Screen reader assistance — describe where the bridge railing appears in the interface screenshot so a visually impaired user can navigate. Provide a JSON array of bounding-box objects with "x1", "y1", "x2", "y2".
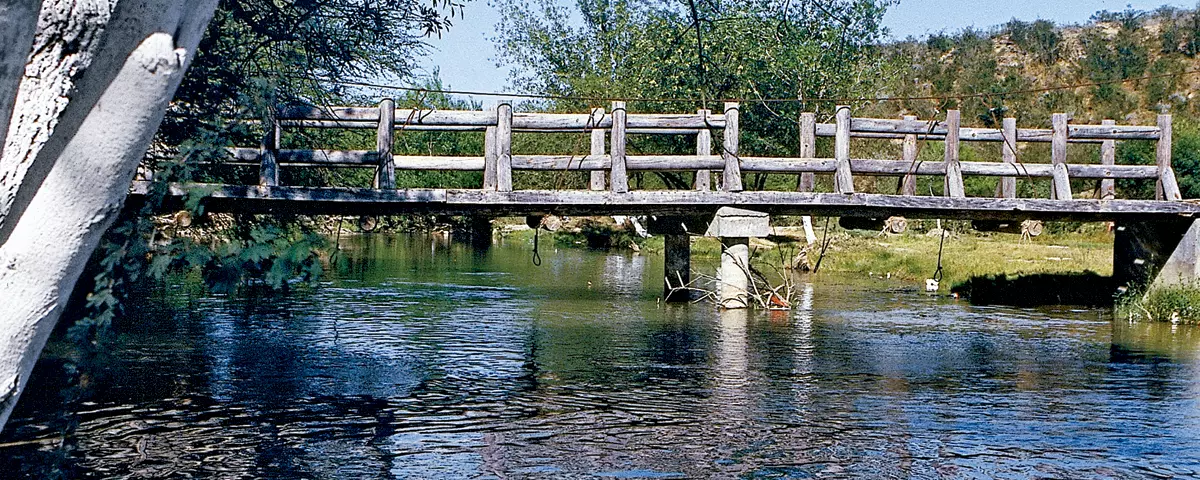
[{"x1": 225, "y1": 101, "x2": 1180, "y2": 201}]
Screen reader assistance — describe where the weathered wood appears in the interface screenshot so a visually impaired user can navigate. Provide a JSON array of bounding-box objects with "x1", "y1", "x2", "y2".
[
  {"x1": 1052, "y1": 162, "x2": 1073, "y2": 200},
  {"x1": 134, "y1": 182, "x2": 1200, "y2": 222},
  {"x1": 944, "y1": 110, "x2": 964, "y2": 198},
  {"x1": 590, "y1": 107, "x2": 606, "y2": 191},
  {"x1": 391, "y1": 156, "x2": 486, "y2": 170},
  {"x1": 798, "y1": 112, "x2": 816, "y2": 192},
  {"x1": 900, "y1": 115, "x2": 918, "y2": 196},
  {"x1": 722, "y1": 102, "x2": 743, "y2": 191},
  {"x1": 1162, "y1": 166, "x2": 1183, "y2": 201},
  {"x1": 1157, "y1": 114, "x2": 1173, "y2": 200},
  {"x1": 1051, "y1": 113, "x2": 1068, "y2": 200},
  {"x1": 484, "y1": 126, "x2": 498, "y2": 190},
  {"x1": 1100, "y1": 119, "x2": 1116, "y2": 200},
  {"x1": 695, "y1": 109, "x2": 712, "y2": 191},
  {"x1": 497, "y1": 102, "x2": 513, "y2": 192},
  {"x1": 813, "y1": 118, "x2": 1157, "y2": 141},
  {"x1": 610, "y1": 101, "x2": 629, "y2": 193},
  {"x1": 1000, "y1": 117, "x2": 1017, "y2": 199},
  {"x1": 225, "y1": 148, "x2": 1160, "y2": 179},
  {"x1": 834, "y1": 106, "x2": 854, "y2": 193},
  {"x1": 258, "y1": 115, "x2": 280, "y2": 186},
  {"x1": 375, "y1": 99, "x2": 395, "y2": 189}
]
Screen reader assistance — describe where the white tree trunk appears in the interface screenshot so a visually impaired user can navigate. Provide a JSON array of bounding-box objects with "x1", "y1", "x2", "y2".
[{"x1": 0, "y1": 0, "x2": 217, "y2": 432}]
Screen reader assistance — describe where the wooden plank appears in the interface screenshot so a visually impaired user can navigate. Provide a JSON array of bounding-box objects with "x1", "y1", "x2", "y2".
[
  {"x1": 497, "y1": 103, "x2": 513, "y2": 192},
  {"x1": 900, "y1": 115, "x2": 917, "y2": 196},
  {"x1": 610, "y1": 101, "x2": 629, "y2": 193},
  {"x1": 1162, "y1": 166, "x2": 1183, "y2": 201},
  {"x1": 1051, "y1": 113, "x2": 1068, "y2": 200},
  {"x1": 258, "y1": 115, "x2": 279, "y2": 186},
  {"x1": 375, "y1": 99, "x2": 395, "y2": 189},
  {"x1": 1052, "y1": 162, "x2": 1073, "y2": 200},
  {"x1": 798, "y1": 112, "x2": 816, "y2": 193},
  {"x1": 1157, "y1": 114, "x2": 1173, "y2": 200},
  {"x1": 834, "y1": 106, "x2": 854, "y2": 193},
  {"x1": 1070, "y1": 124, "x2": 1159, "y2": 140},
  {"x1": 695, "y1": 108, "x2": 712, "y2": 191},
  {"x1": 590, "y1": 107, "x2": 606, "y2": 191},
  {"x1": 277, "y1": 149, "x2": 376, "y2": 164},
  {"x1": 813, "y1": 123, "x2": 1103, "y2": 143},
  {"x1": 944, "y1": 110, "x2": 964, "y2": 198},
  {"x1": 722, "y1": 102, "x2": 743, "y2": 191},
  {"x1": 278, "y1": 106, "x2": 378, "y2": 121},
  {"x1": 484, "y1": 126, "x2": 498, "y2": 190},
  {"x1": 395, "y1": 156, "x2": 486, "y2": 170},
  {"x1": 827, "y1": 117, "x2": 1158, "y2": 140},
  {"x1": 136, "y1": 182, "x2": 1200, "y2": 222},
  {"x1": 1000, "y1": 117, "x2": 1017, "y2": 199},
  {"x1": 509, "y1": 112, "x2": 726, "y2": 130},
  {"x1": 1100, "y1": 119, "x2": 1116, "y2": 200}
]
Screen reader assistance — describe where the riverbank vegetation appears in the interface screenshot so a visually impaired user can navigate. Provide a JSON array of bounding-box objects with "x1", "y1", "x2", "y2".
[{"x1": 1118, "y1": 284, "x2": 1200, "y2": 323}]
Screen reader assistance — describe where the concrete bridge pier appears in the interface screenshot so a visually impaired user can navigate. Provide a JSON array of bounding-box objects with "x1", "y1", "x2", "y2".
[
  {"x1": 649, "y1": 216, "x2": 696, "y2": 302},
  {"x1": 706, "y1": 208, "x2": 772, "y2": 309},
  {"x1": 1114, "y1": 219, "x2": 1200, "y2": 293}
]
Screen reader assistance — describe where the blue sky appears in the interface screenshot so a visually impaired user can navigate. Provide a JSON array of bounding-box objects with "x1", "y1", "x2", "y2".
[{"x1": 418, "y1": 0, "x2": 1197, "y2": 102}]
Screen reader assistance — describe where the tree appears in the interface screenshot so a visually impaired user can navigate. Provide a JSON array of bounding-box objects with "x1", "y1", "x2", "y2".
[
  {"x1": 494, "y1": 0, "x2": 895, "y2": 190},
  {"x1": 0, "y1": 0, "x2": 220, "y2": 432}
]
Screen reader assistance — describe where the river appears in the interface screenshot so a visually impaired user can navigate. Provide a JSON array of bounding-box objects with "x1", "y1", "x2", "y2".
[{"x1": 2, "y1": 233, "x2": 1200, "y2": 478}]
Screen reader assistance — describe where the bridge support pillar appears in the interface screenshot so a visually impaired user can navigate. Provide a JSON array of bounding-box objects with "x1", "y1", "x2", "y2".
[
  {"x1": 468, "y1": 216, "x2": 493, "y2": 251},
  {"x1": 1114, "y1": 219, "x2": 1200, "y2": 294},
  {"x1": 706, "y1": 208, "x2": 771, "y2": 309},
  {"x1": 664, "y1": 234, "x2": 690, "y2": 302}
]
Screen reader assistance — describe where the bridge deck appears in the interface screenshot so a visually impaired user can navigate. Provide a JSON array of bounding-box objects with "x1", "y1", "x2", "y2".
[{"x1": 132, "y1": 182, "x2": 1200, "y2": 222}]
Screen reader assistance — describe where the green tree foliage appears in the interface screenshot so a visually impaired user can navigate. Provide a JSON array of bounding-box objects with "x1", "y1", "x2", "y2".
[
  {"x1": 1005, "y1": 19, "x2": 1061, "y2": 64},
  {"x1": 494, "y1": 0, "x2": 895, "y2": 190}
]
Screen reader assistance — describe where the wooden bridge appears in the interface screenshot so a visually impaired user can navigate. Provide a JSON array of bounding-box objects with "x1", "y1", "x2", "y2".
[{"x1": 130, "y1": 101, "x2": 1200, "y2": 298}]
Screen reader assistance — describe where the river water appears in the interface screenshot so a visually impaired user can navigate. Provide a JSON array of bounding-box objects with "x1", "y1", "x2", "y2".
[{"x1": 3, "y1": 234, "x2": 1200, "y2": 478}]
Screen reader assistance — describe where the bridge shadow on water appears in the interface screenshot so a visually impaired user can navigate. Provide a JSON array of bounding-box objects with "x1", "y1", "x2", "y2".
[{"x1": 950, "y1": 271, "x2": 1116, "y2": 307}]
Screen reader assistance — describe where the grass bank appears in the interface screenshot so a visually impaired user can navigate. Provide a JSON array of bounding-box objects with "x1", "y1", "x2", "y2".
[{"x1": 531, "y1": 217, "x2": 1114, "y2": 290}]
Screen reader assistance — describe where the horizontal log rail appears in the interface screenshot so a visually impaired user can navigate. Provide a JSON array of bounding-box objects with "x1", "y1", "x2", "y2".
[
  {"x1": 225, "y1": 148, "x2": 1162, "y2": 179},
  {"x1": 131, "y1": 182, "x2": 1200, "y2": 222},
  {"x1": 219, "y1": 101, "x2": 1182, "y2": 203}
]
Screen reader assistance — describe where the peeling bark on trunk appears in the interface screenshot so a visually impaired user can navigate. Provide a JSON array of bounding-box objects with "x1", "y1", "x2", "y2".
[{"x1": 0, "y1": 0, "x2": 217, "y2": 432}]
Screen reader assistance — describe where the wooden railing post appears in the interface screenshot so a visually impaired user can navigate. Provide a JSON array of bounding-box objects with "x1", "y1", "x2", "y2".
[
  {"x1": 900, "y1": 114, "x2": 917, "y2": 196},
  {"x1": 374, "y1": 99, "x2": 395, "y2": 189},
  {"x1": 999, "y1": 117, "x2": 1017, "y2": 198},
  {"x1": 943, "y1": 109, "x2": 964, "y2": 197},
  {"x1": 834, "y1": 106, "x2": 854, "y2": 194},
  {"x1": 258, "y1": 110, "x2": 280, "y2": 186},
  {"x1": 695, "y1": 108, "x2": 712, "y2": 190},
  {"x1": 1157, "y1": 113, "x2": 1173, "y2": 200},
  {"x1": 722, "y1": 102, "x2": 743, "y2": 191},
  {"x1": 610, "y1": 101, "x2": 628, "y2": 193},
  {"x1": 484, "y1": 125, "x2": 497, "y2": 190},
  {"x1": 1099, "y1": 119, "x2": 1116, "y2": 200},
  {"x1": 798, "y1": 112, "x2": 816, "y2": 192},
  {"x1": 1051, "y1": 113, "x2": 1071, "y2": 199},
  {"x1": 497, "y1": 101, "x2": 513, "y2": 192},
  {"x1": 589, "y1": 107, "x2": 606, "y2": 191}
]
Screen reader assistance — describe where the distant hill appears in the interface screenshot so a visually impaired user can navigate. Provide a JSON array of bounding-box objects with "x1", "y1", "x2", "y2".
[{"x1": 873, "y1": 6, "x2": 1200, "y2": 127}]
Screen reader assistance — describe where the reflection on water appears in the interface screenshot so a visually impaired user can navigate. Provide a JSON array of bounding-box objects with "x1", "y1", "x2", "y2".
[{"x1": 3, "y1": 234, "x2": 1200, "y2": 478}]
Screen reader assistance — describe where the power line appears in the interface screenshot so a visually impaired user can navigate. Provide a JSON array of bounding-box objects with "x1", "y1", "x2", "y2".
[{"x1": 314, "y1": 68, "x2": 1200, "y2": 105}]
